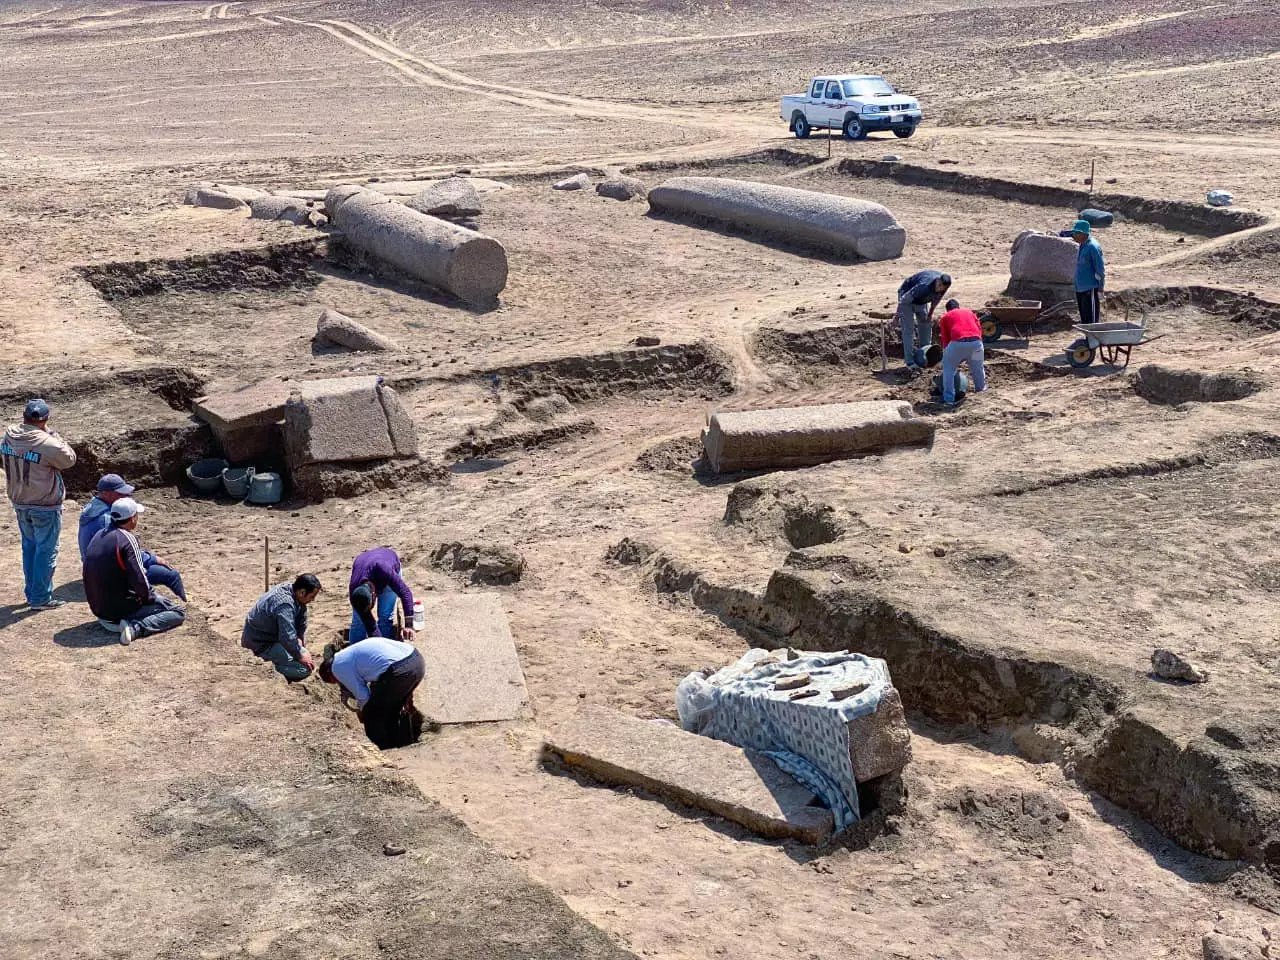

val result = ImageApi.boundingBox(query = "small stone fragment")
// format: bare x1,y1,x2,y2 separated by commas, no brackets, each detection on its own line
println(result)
774,673,810,691
933,546,947,558
1151,648,1208,683
552,173,592,191
831,682,870,701
898,542,912,554
789,688,821,701
1203,933,1263,960
383,842,406,856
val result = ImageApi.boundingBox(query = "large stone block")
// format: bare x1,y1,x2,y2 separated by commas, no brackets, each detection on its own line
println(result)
648,177,905,261
544,705,835,844
194,379,293,462
417,594,529,724
285,376,395,467
405,177,482,218
314,308,399,352
702,400,933,474
1010,230,1078,285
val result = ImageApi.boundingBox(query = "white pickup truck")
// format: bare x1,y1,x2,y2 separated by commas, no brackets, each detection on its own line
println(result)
781,75,921,141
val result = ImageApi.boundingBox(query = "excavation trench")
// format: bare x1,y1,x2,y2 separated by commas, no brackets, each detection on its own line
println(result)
611,538,1279,865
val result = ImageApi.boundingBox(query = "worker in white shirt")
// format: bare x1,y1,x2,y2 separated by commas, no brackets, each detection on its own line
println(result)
319,635,426,749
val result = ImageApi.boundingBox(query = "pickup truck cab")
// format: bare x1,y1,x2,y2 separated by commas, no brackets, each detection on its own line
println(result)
781,75,922,141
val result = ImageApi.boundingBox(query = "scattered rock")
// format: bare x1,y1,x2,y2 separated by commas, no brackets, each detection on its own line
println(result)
630,335,661,347
1203,933,1263,960
314,308,400,353
1207,189,1235,207
190,187,249,211
1077,207,1114,228
1105,177,1118,184
382,843,406,857
880,154,901,162
248,195,314,226
521,393,572,423
898,542,912,554
933,546,947,558
431,541,525,585
938,158,960,165
552,173,592,191
405,177,482,219
1151,648,1208,683
596,175,647,201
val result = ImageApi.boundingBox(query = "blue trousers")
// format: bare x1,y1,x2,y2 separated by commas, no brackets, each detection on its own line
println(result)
942,338,986,404
897,299,931,367
15,507,61,606
143,556,187,601
349,585,399,642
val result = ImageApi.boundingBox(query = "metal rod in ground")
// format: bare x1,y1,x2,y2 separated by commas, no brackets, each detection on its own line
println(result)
1089,158,1096,196
264,536,270,592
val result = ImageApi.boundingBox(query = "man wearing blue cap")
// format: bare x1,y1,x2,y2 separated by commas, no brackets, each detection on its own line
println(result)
1071,219,1106,326
78,473,187,601
2,399,76,610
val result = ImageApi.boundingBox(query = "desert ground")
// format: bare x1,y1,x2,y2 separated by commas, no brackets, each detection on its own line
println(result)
2,1,1280,958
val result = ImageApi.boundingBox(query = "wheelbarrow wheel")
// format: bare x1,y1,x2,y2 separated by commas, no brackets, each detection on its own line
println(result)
980,314,1002,344
1066,338,1096,368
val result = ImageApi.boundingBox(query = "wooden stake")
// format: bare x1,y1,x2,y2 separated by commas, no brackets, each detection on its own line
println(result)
1089,158,1096,196
264,535,270,592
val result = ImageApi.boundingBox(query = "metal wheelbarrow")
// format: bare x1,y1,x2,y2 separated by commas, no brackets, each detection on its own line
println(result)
1066,319,1161,369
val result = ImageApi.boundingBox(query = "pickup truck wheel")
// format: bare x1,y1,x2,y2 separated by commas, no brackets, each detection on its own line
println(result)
843,116,867,141
792,114,811,139
893,126,916,139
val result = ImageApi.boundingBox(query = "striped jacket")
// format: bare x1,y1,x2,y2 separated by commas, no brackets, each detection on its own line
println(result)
83,525,153,622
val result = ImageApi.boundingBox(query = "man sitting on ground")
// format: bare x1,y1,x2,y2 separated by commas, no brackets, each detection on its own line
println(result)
79,473,187,601
83,498,186,645
320,634,425,749
241,574,322,681
937,298,988,407
348,546,416,643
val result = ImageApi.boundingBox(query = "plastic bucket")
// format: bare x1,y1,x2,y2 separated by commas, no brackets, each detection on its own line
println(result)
247,472,283,505
187,458,229,494
221,465,256,498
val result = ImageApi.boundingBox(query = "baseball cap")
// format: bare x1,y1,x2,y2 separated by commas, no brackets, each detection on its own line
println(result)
1072,219,1092,235
97,473,135,495
24,399,50,421
108,498,146,522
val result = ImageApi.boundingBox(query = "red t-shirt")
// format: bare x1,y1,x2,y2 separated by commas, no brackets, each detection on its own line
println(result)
939,308,982,348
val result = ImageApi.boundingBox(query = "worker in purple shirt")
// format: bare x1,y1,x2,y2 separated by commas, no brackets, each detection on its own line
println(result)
348,546,416,643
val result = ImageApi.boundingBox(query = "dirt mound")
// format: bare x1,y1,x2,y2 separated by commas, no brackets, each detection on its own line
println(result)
634,436,703,473
724,482,850,548
431,541,526,585
755,321,884,370
940,787,1077,854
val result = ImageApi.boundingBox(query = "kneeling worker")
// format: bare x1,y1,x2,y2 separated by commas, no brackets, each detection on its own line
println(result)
241,574,322,681
320,635,425,750
938,298,987,407
79,473,187,600
83,498,186,645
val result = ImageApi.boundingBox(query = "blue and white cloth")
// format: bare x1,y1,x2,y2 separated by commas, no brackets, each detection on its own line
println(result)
677,649,898,831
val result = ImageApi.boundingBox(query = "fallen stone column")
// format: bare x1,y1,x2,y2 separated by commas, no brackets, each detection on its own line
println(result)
324,187,508,304
701,400,933,474
648,176,906,260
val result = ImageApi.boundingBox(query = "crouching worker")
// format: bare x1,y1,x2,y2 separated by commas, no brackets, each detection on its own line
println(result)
241,574,321,682
83,498,185,645
938,298,987,407
79,473,187,600
320,635,425,749
348,546,416,642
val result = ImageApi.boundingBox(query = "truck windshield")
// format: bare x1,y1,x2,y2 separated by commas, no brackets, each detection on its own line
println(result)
842,78,896,98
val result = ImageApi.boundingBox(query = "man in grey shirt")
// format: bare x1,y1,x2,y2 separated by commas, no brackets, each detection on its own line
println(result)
241,574,322,682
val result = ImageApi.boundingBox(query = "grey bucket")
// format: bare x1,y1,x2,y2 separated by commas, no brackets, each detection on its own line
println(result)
247,472,283,505
187,458,229,494
221,465,256,498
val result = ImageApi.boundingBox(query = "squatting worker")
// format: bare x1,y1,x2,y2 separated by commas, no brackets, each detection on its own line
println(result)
83,498,186,645
937,299,988,407
79,473,187,601
241,574,322,682
320,634,426,750
348,546,416,643
896,271,951,370
3,399,76,610
1071,219,1105,326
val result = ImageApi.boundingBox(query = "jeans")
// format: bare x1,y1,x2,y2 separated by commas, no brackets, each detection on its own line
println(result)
125,594,186,639
1077,288,1101,326
144,558,187,601
349,585,399,642
251,640,313,682
942,338,986,404
362,649,426,750
896,299,931,367
15,507,61,606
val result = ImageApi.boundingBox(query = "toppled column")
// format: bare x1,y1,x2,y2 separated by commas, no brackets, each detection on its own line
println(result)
702,400,933,474
648,177,906,260
324,187,508,304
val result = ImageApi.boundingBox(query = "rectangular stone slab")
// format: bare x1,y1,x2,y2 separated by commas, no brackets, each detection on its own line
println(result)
702,400,934,474
544,706,835,844
416,594,529,724
285,375,395,466
193,378,293,431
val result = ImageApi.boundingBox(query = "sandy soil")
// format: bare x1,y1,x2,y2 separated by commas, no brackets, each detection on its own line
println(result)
2,2,1280,958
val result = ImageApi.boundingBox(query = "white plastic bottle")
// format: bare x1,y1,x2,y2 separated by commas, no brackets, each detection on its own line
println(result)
412,600,425,632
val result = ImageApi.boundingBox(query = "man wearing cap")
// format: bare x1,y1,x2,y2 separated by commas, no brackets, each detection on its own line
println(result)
83,498,185,645
348,546,416,644
78,473,187,601
896,271,952,371
3,399,76,610
1071,219,1106,326
240,574,322,681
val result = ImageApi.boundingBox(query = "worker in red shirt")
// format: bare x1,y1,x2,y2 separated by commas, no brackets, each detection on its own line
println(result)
938,298,987,406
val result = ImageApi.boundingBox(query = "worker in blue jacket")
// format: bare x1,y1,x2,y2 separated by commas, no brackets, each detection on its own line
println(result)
1070,219,1106,326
